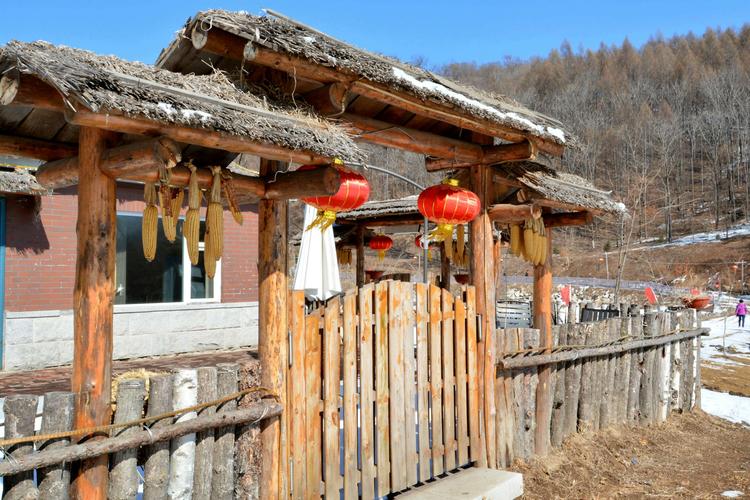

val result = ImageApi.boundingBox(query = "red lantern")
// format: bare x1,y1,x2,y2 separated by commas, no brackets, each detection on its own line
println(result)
369,234,393,261
301,162,370,230
418,178,480,241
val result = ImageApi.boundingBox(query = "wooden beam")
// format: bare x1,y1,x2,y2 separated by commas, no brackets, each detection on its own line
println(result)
487,203,541,222
304,83,349,115
543,211,593,227
36,138,182,189
0,71,66,111
0,134,77,162
468,165,496,468
70,127,116,500
189,27,565,156
264,165,340,199
337,214,424,227
426,140,536,171
533,227,553,456
356,225,365,287
65,109,335,166
258,159,289,500
342,112,482,161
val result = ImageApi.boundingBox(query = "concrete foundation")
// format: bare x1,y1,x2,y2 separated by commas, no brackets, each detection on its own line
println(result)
398,468,523,500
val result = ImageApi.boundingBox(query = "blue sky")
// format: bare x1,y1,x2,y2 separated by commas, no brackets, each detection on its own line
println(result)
1,1,748,67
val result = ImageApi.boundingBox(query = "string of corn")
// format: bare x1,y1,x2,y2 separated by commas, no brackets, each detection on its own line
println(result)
510,223,521,256
142,183,158,262
206,166,223,261
222,173,243,225
159,185,177,243
185,164,201,265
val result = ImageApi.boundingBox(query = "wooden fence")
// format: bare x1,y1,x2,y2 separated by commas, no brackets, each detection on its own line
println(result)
0,362,280,500
287,281,482,499
496,300,533,328
493,308,704,465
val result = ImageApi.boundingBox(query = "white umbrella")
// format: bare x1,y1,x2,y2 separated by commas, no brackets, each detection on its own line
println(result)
293,204,342,301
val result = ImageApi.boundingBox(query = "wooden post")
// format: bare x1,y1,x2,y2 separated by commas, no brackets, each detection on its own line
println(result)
70,127,116,500
468,165,496,468
440,242,451,289
356,225,365,287
259,159,289,500
109,379,146,500
533,227,553,455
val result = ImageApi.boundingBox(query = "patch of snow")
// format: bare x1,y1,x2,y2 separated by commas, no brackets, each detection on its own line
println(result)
701,389,750,427
646,223,750,249
722,491,744,498
180,109,212,123
700,316,750,366
390,67,565,143
302,36,316,43
157,102,176,115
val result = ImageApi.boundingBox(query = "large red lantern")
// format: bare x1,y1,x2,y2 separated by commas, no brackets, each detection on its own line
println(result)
369,234,393,261
418,178,481,241
301,161,370,230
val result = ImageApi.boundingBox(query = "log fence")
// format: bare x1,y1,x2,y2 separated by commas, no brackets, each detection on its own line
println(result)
493,307,705,465
0,363,278,499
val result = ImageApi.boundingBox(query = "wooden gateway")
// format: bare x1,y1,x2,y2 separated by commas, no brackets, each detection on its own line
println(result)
0,10,699,500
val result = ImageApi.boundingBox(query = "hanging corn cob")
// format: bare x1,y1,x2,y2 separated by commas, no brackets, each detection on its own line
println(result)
206,166,223,260
337,248,352,266
222,172,243,225
158,185,177,243
142,183,158,262
204,223,217,279
510,223,522,256
184,164,201,266
444,238,453,261
456,224,465,264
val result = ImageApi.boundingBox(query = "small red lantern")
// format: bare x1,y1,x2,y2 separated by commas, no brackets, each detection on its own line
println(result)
418,178,480,241
415,233,435,259
301,161,370,230
369,234,393,261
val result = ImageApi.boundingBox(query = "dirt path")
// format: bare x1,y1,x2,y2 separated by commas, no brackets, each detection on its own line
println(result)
513,411,750,498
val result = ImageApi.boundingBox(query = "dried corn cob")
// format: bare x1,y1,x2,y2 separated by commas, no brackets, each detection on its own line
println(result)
510,224,521,256
185,164,201,265
204,224,217,278
456,224,465,263
142,183,158,261
523,218,534,263
222,173,243,225
206,166,223,260
444,238,453,261
159,185,177,243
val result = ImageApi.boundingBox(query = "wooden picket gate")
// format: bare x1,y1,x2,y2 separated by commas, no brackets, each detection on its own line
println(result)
287,280,482,498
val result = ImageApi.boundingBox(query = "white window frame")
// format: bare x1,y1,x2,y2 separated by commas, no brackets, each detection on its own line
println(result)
117,211,221,305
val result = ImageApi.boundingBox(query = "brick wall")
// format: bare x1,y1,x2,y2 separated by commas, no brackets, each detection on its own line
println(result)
4,184,259,312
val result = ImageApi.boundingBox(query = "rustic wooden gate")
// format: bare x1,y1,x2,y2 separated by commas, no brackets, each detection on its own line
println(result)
287,280,482,498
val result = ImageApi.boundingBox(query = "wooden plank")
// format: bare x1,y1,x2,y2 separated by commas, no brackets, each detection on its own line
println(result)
563,324,583,436
289,290,307,499
375,281,391,495
211,364,238,500
402,283,418,487
415,283,431,482
441,289,457,471
627,315,644,424
577,323,597,432
389,282,408,491
465,287,481,463
550,324,568,447
304,308,324,497
598,319,619,428
343,291,359,499
193,367,218,500
71,127,116,500
109,379,146,500
454,293,469,465
657,313,672,422
429,284,445,476
168,369,199,499
359,284,377,500
614,316,632,424
523,329,539,457
323,296,342,499
143,374,173,500
38,392,75,500
639,311,657,425
3,395,39,499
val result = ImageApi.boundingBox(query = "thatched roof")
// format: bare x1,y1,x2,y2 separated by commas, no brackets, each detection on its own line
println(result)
0,40,364,163
338,195,418,221
158,10,569,147
498,162,627,214
0,167,47,195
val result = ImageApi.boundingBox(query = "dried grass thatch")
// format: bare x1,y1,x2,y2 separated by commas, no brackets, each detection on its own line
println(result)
0,40,365,163
0,167,47,195
159,10,570,147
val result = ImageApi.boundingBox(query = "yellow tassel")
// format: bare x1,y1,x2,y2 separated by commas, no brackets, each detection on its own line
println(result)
429,223,454,242
378,250,385,261
444,239,453,260
306,209,337,231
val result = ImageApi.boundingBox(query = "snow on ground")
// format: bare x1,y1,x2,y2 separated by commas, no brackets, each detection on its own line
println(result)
702,389,750,427
701,316,750,366
638,222,750,249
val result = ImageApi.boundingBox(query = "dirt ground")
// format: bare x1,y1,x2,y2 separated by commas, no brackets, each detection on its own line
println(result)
703,360,750,398
512,411,750,499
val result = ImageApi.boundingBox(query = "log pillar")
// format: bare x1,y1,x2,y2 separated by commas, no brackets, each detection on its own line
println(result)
356,225,365,287
70,127,117,500
533,227,553,455
469,165,496,468
440,242,451,289
259,159,289,499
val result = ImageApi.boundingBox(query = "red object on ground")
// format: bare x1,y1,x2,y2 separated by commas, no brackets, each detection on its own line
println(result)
690,288,700,296
561,285,571,306
682,296,712,310
454,273,470,285
645,287,658,305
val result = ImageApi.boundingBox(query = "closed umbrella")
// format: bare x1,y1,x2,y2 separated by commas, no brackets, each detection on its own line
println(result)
293,204,342,301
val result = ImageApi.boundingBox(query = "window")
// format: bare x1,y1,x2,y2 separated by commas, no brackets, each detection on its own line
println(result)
115,213,220,305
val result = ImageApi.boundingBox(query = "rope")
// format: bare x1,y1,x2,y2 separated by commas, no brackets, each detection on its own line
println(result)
0,386,278,449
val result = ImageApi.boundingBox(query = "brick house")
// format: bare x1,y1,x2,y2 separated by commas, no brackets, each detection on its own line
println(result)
1,163,260,370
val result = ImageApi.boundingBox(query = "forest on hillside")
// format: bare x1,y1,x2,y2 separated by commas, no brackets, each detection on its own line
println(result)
438,26,750,247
